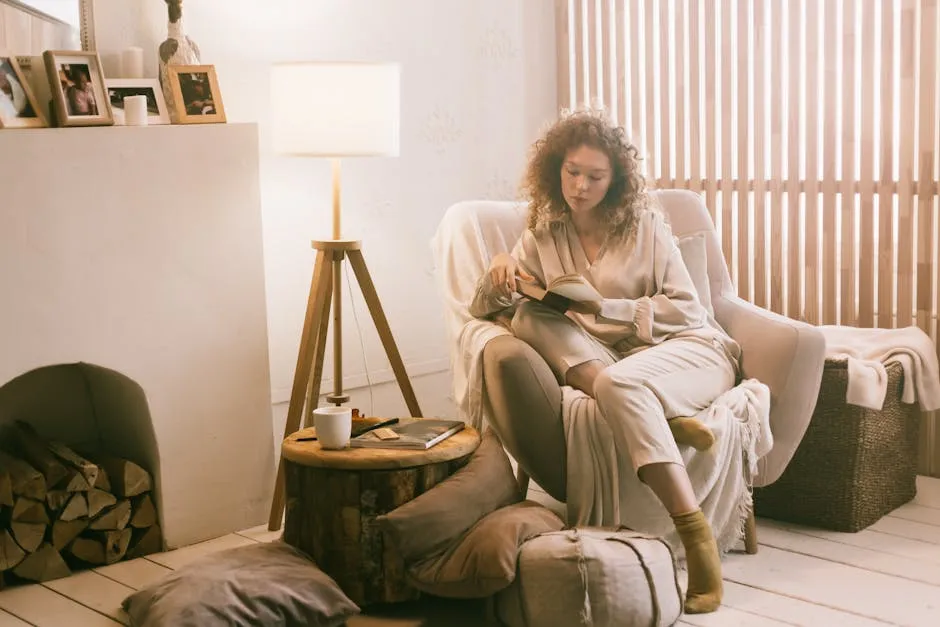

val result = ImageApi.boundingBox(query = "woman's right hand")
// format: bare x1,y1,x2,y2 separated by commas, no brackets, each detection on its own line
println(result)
488,253,533,299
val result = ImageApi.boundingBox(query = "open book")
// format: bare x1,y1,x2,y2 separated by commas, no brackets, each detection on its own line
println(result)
516,274,603,309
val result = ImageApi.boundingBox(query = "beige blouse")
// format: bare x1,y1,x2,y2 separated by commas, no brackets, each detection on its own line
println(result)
470,208,741,367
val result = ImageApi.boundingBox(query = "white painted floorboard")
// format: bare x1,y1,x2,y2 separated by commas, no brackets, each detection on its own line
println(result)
1,476,938,626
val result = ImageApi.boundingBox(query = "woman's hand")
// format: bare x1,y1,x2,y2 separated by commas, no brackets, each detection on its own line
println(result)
488,253,533,299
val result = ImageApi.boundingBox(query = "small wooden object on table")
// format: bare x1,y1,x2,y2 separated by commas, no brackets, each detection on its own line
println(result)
281,420,480,606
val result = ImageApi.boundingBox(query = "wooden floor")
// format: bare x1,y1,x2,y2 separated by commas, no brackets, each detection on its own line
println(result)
2,477,939,626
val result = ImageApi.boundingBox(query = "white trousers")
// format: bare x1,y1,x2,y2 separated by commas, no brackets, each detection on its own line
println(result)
511,301,736,471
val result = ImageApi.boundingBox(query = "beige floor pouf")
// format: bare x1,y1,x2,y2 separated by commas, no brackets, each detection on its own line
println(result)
493,528,683,627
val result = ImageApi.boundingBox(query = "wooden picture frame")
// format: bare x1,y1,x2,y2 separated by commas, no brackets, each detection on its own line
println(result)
167,64,227,125
0,52,47,128
43,49,113,127
105,78,171,126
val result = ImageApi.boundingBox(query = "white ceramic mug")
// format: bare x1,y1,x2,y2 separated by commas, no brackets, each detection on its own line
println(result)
313,406,352,449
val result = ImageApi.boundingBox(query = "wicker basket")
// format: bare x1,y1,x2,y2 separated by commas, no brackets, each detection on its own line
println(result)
753,359,920,532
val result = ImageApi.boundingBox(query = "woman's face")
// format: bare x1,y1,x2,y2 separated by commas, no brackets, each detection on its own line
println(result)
560,144,612,217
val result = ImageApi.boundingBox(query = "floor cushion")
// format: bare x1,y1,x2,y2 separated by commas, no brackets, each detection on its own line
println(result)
121,541,359,627
406,500,564,598
492,528,683,627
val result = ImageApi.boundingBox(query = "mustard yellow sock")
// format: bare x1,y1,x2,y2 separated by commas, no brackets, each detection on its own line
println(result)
672,509,723,614
668,417,716,451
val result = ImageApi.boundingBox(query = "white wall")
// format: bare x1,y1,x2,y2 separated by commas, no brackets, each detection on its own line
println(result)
93,1,557,429
0,125,275,548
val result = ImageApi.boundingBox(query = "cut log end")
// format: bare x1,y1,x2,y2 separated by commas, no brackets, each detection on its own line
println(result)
90,500,132,531
10,522,45,554
126,525,163,560
69,529,132,566
12,543,70,582
130,494,156,528
0,529,26,571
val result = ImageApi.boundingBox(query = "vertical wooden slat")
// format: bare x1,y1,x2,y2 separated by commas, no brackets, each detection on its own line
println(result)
754,0,768,309
675,0,687,189
736,0,750,299
896,0,917,329
805,0,821,324
688,0,702,193
629,0,643,141
858,0,876,328
645,0,658,177
772,0,788,315
573,0,586,107
556,0,572,112
720,0,734,272
615,0,627,128
660,0,672,185
787,0,803,319
878,0,896,329
821,0,839,324
841,0,858,327
587,0,598,105
601,0,614,118
917,0,938,331
704,0,718,221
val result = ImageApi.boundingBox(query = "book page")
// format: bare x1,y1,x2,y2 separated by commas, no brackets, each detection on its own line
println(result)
548,275,602,303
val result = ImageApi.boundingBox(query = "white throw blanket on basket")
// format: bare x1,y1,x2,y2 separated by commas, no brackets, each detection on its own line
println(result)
430,201,774,555
818,325,940,412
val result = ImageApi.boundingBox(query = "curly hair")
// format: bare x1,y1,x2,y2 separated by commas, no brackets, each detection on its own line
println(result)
521,108,650,238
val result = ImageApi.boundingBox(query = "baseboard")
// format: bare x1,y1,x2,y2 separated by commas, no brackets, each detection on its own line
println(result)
270,356,450,405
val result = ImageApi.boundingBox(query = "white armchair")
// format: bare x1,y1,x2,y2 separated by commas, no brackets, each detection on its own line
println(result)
432,189,827,549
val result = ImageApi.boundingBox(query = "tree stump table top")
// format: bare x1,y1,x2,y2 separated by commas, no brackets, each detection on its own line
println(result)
281,421,481,470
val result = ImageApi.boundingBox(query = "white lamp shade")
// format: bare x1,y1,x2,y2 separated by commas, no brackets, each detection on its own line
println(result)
270,62,401,157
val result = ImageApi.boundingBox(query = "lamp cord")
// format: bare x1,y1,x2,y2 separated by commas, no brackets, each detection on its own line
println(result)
344,263,375,416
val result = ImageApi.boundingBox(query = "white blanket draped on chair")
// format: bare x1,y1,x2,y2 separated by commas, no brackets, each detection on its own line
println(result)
430,200,774,555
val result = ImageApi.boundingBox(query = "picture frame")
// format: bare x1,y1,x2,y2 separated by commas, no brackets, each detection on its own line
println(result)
105,78,170,126
42,49,113,127
0,52,47,128
166,64,227,125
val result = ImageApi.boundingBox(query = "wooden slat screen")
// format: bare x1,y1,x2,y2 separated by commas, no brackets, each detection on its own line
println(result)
557,0,940,475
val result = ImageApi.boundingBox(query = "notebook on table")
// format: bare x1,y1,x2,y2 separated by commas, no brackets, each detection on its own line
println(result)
349,418,465,450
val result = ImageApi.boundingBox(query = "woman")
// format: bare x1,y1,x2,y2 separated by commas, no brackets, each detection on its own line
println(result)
469,110,741,614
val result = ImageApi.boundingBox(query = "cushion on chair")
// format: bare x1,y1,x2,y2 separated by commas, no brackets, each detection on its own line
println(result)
493,528,683,627
377,427,522,564
406,500,565,598
677,231,714,317
121,541,359,627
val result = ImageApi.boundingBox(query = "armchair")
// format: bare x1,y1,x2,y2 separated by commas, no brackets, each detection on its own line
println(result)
434,190,827,550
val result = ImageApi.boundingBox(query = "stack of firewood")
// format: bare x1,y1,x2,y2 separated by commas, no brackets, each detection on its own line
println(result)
0,421,162,586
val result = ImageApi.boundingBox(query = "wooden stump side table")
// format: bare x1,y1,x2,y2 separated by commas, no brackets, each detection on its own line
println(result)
280,422,480,606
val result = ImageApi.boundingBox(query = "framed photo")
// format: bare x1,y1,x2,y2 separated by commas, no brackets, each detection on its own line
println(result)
0,53,47,129
105,78,170,125
167,64,226,124
42,49,113,127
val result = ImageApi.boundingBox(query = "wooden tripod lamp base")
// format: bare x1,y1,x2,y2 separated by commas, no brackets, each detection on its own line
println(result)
268,60,410,530
267,237,423,531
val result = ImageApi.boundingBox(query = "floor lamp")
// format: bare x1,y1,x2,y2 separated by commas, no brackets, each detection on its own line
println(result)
267,61,423,531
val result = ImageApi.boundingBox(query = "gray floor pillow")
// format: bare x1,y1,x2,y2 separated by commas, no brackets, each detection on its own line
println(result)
122,541,359,627
407,500,564,598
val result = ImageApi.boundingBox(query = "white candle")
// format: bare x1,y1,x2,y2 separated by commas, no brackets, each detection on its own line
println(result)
121,47,144,79
124,95,149,126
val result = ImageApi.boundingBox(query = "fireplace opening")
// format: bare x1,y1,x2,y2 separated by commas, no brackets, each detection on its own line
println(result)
0,362,164,586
